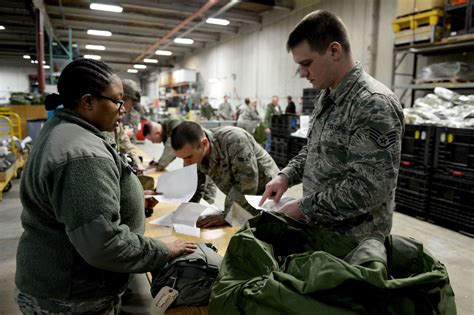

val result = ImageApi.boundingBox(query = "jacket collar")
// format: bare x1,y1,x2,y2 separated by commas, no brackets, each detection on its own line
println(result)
54,108,106,140
330,61,364,107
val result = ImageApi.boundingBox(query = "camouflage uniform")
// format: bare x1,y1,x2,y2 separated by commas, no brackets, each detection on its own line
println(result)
218,101,233,120
15,289,121,314
280,63,404,241
264,103,282,129
103,125,142,168
237,105,261,134
122,109,141,142
200,102,215,120
191,126,279,215
156,115,185,169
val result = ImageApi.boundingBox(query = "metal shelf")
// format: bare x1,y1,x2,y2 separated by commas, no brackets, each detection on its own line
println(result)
394,82,474,90
394,39,474,55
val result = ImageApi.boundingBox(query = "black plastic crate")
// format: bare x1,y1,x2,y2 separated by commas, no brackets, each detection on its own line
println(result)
434,127,474,177
288,136,307,160
400,124,436,169
303,88,320,98
271,114,299,138
270,152,288,168
444,3,471,37
395,167,431,217
429,173,474,236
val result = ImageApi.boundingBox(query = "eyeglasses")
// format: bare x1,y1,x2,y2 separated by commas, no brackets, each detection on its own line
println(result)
94,94,124,112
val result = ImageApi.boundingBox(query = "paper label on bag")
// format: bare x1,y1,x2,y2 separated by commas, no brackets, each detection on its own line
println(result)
150,286,179,314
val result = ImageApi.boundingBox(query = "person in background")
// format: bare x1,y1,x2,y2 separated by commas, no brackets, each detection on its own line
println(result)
200,96,215,120
143,115,184,172
15,58,196,314
103,79,144,172
264,95,282,152
285,95,296,114
171,122,279,228
218,95,234,120
260,10,404,241
237,98,261,134
235,97,250,121
121,79,142,142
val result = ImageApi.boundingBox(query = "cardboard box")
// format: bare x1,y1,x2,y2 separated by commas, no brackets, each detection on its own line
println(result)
396,0,444,17
416,0,445,12
397,0,416,17
159,71,172,86
172,69,196,84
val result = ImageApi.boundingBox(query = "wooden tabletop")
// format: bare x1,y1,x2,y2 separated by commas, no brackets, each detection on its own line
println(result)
142,168,236,315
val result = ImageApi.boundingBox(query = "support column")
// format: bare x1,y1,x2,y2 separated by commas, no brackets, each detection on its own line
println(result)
36,9,45,93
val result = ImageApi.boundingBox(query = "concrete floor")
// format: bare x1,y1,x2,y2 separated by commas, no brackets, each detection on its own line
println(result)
1,142,472,314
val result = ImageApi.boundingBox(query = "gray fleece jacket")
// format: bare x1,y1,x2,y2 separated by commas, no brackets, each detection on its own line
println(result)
16,108,169,304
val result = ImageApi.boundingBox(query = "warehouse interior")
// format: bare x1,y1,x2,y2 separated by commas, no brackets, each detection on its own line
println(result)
0,0,473,314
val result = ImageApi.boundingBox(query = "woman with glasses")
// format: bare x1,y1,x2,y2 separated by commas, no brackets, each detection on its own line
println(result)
15,58,196,314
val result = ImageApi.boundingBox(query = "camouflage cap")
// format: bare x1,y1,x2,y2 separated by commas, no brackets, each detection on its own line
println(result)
122,79,143,113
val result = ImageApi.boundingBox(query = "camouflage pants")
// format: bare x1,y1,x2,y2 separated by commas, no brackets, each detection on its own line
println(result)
15,289,121,314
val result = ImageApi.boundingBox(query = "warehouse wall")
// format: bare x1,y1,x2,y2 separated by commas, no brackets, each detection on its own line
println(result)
178,0,394,112
0,66,37,104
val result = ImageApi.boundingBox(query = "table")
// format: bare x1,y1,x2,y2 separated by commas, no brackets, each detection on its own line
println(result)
143,170,237,315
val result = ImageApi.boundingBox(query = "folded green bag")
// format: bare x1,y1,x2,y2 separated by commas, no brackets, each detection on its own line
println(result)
209,212,456,315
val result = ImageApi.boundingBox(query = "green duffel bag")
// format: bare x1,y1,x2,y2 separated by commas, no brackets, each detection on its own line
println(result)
209,212,456,315
151,243,223,307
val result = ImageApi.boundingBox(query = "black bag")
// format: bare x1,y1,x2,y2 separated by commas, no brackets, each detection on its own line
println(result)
151,243,222,307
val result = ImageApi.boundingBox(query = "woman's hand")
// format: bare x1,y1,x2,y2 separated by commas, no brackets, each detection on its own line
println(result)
167,240,197,260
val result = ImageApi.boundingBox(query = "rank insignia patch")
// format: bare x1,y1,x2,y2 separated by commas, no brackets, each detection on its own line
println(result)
369,127,397,149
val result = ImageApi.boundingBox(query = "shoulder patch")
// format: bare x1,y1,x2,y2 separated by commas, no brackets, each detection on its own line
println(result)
369,127,397,149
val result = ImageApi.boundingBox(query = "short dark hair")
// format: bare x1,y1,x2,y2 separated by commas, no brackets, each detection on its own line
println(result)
143,121,152,137
244,98,250,105
287,96,292,101
44,58,114,110
171,121,205,150
286,10,351,54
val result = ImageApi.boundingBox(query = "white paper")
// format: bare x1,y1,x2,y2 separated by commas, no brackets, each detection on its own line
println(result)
154,164,197,204
149,202,222,237
173,224,201,237
149,212,174,227
173,202,209,226
245,195,296,212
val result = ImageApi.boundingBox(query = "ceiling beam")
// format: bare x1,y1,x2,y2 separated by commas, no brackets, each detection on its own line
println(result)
50,19,220,42
121,1,261,25
45,5,238,35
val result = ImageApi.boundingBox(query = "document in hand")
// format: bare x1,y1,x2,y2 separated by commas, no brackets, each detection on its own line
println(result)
154,164,197,204
148,202,222,237
245,195,296,212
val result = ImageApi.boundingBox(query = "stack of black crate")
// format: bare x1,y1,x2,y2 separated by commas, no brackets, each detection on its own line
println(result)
431,127,474,236
302,88,319,115
395,124,436,219
270,114,299,168
288,136,307,161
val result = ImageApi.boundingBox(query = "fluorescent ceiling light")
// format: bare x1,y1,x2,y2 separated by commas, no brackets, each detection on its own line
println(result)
90,3,123,13
87,29,112,37
155,50,172,56
84,54,101,60
30,60,35,64
23,55,31,59
133,64,146,69
85,44,106,51
174,38,194,45
206,18,230,26
144,58,158,63
43,65,50,69
0,25,5,30
127,69,138,73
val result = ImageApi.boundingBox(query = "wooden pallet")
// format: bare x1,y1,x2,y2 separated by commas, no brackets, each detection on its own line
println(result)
393,8,444,32
441,32,474,43
394,25,442,46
